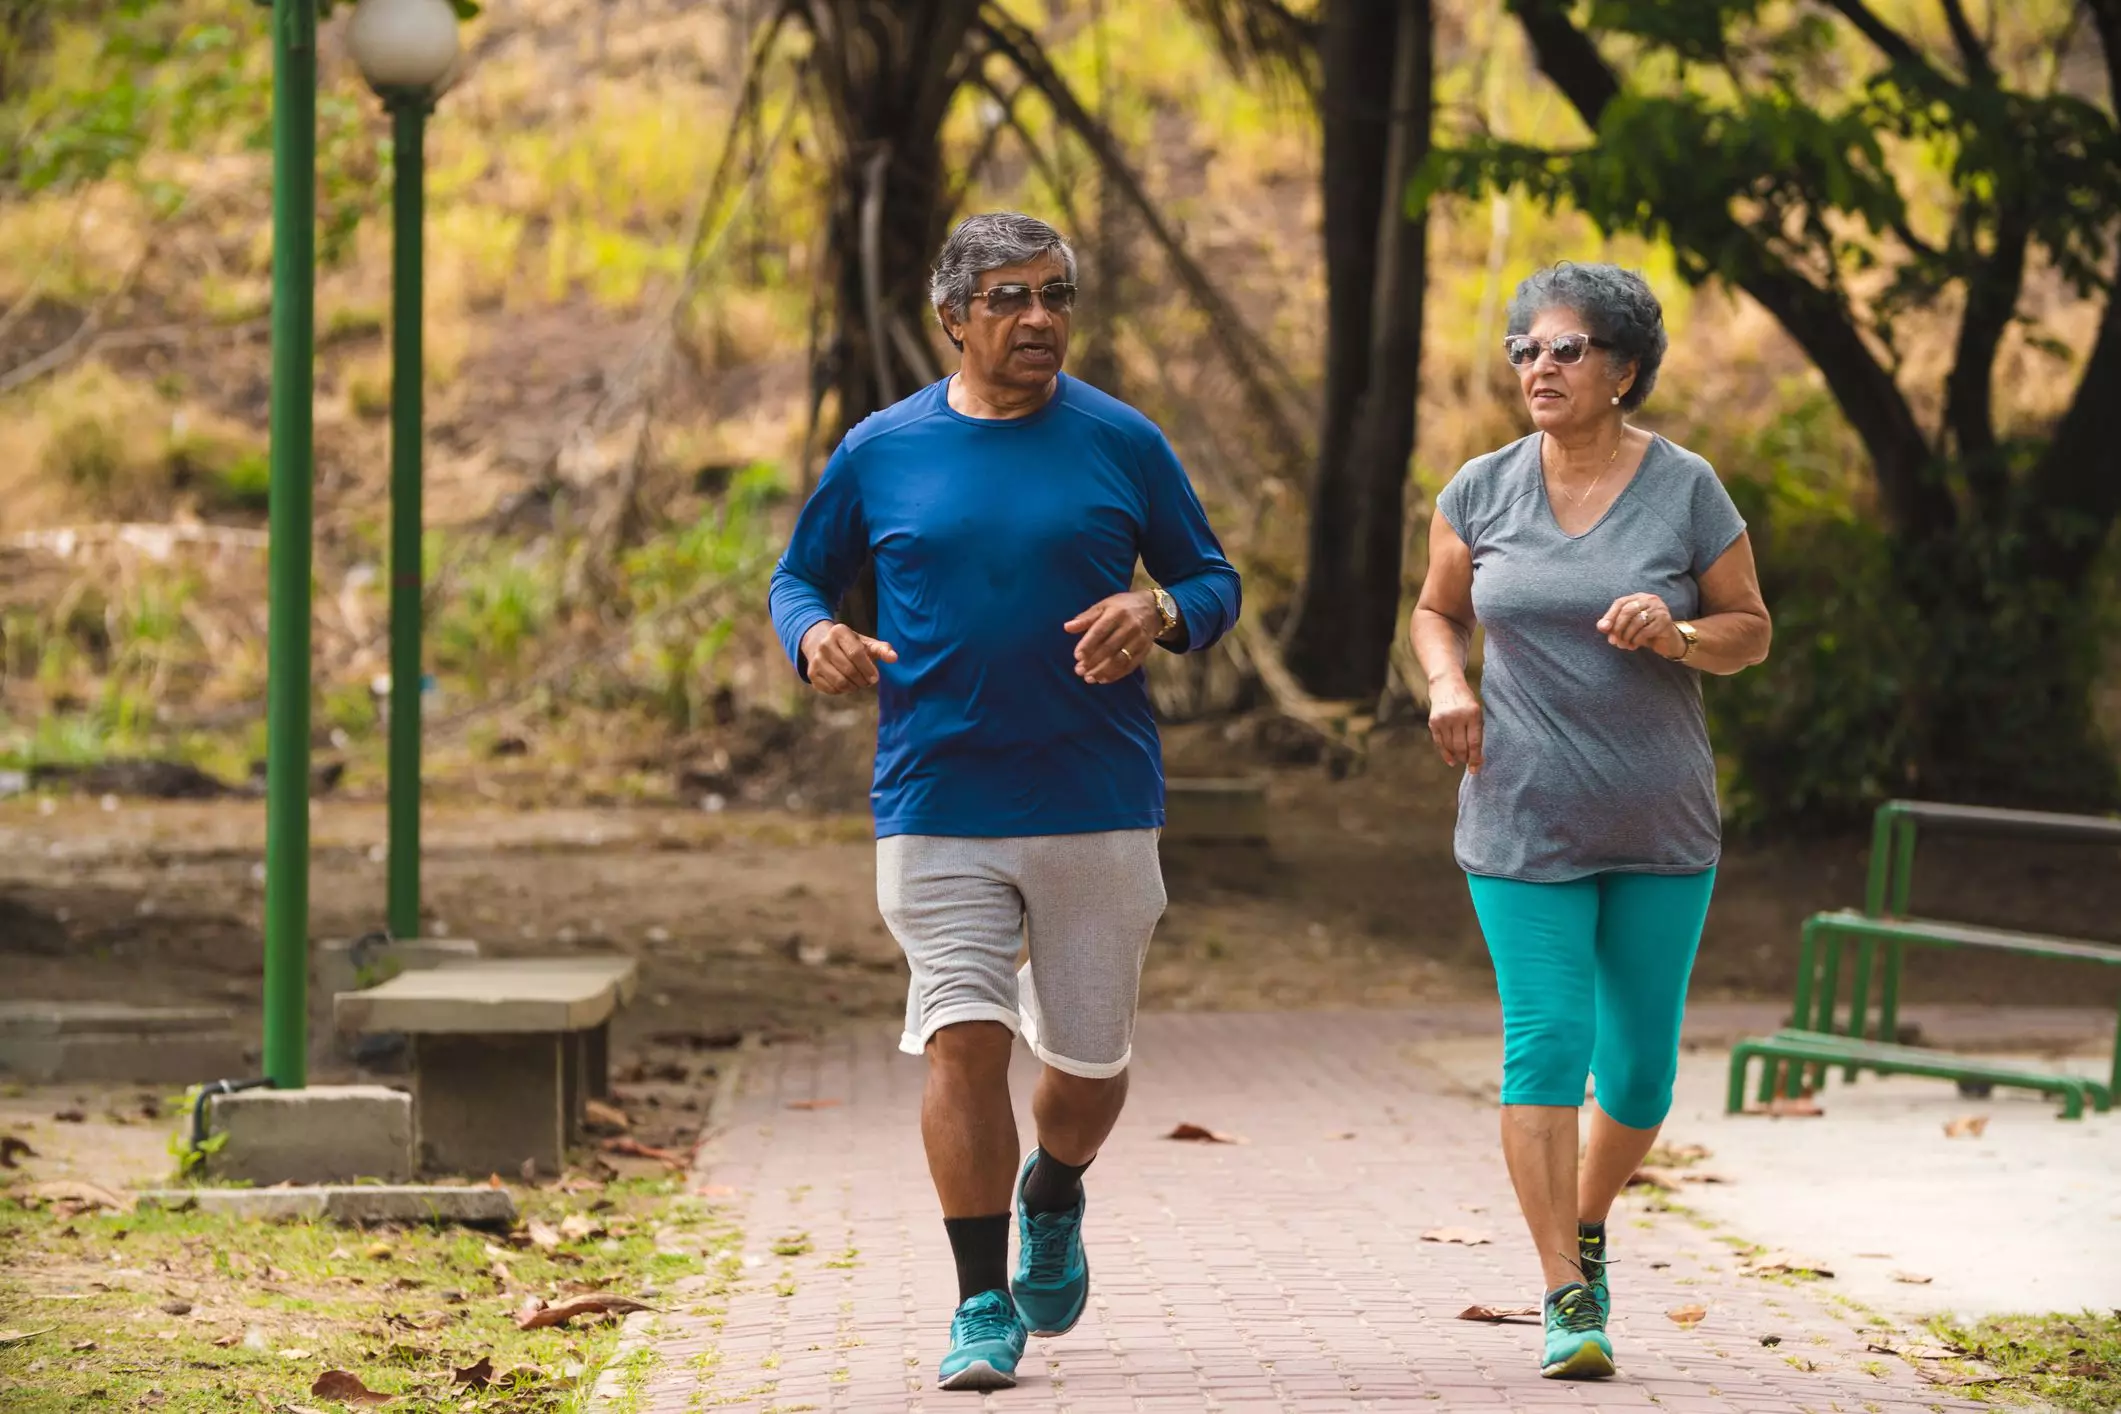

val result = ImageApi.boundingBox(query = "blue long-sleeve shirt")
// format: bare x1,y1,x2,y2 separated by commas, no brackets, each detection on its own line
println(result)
769,374,1242,839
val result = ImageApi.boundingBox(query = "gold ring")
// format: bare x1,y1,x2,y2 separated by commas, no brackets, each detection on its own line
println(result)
1637,608,1652,622
1119,646,1133,662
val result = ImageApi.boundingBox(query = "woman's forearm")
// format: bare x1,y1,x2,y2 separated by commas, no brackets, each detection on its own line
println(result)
1671,609,1770,676
1412,606,1474,691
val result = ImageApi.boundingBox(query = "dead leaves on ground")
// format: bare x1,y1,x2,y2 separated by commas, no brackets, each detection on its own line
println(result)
597,1137,685,1170
1419,1227,1492,1246
1164,1122,1244,1144
0,1135,35,1168
309,1370,393,1405
1454,1304,1538,1324
513,1292,656,1330
12,1179,131,1218
1943,1114,1990,1139
582,1099,631,1135
451,1356,495,1390
1745,1251,1835,1279
1628,1166,1731,1191
1667,1304,1708,1327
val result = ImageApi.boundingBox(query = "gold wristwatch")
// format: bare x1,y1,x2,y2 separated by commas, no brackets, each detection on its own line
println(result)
1672,620,1700,662
1152,586,1181,641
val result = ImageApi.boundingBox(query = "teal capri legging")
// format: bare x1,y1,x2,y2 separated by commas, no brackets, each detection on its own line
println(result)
1465,869,1717,1130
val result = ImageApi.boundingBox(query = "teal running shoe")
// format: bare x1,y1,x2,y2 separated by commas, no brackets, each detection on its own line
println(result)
1541,1281,1614,1379
1578,1224,1610,1311
937,1289,1026,1391
1011,1149,1090,1337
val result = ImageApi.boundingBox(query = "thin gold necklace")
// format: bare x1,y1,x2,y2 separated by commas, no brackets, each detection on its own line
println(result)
1549,431,1622,507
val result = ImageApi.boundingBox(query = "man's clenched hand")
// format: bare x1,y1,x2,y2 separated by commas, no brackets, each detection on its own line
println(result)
800,621,898,694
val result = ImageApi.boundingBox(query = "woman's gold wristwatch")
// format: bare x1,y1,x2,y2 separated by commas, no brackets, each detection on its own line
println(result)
1672,620,1700,662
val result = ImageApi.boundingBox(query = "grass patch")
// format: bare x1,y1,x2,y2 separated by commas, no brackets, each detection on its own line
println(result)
1923,1311,2121,1413
0,1177,738,1413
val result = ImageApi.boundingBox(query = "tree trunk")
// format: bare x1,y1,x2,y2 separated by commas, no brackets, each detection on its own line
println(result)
1280,0,1431,702
807,0,981,632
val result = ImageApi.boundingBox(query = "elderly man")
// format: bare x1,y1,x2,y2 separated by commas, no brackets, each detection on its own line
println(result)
768,211,1241,1390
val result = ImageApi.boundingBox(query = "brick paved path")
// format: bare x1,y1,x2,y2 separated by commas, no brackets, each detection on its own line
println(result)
634,1011,1984,1413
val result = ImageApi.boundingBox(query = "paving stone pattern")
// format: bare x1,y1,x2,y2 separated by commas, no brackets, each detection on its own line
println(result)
640,1011,1986,1413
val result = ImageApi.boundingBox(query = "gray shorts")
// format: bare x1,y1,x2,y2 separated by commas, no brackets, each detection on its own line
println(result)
877,830,1166,1078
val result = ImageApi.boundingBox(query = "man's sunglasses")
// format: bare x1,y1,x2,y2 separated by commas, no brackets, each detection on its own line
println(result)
1503,332,1613,367
968,282,1078,316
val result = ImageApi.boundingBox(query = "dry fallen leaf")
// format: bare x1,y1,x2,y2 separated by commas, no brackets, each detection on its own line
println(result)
557,1213,603,1244
452,1356,495,1390
310,1369,394,1405
1165,1122,1243,1144
1667,1304,1708,1327
52,1109,85,1124
1943,1115,1990,1139
1419,1227,1492,1246
1455,1304,1539,1324
1891,1271,1935,1285
582,1100,631,1134
784,1099,842,1111
23,1180,129,1213
158,1300,192,1317
1761,1096,1824,1117
514,1293,656,1330
1897,1342,1971,1360
1747,1252,1835,1278
0,1135,34,1169
598,1138,685,1170
524,1219,561,1251
0,1329,51,1345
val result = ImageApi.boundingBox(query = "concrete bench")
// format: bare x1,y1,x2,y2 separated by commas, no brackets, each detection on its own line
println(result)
334,956,638,1177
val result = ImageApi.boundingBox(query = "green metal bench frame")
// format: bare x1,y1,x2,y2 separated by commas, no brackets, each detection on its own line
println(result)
1730,1029,2099,1119
1734,799,2121,1118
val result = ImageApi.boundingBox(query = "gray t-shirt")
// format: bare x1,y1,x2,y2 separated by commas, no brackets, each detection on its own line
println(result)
1435,433,1747,882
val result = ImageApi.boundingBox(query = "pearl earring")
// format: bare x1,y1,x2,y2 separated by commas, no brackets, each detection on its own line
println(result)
1611,395,1620,406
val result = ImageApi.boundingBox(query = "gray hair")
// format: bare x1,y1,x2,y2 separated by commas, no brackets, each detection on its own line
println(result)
931,212,1077,335
1506,262,1668,411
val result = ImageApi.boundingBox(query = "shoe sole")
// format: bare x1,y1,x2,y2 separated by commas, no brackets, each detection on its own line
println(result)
1541,1345,1616,1380
938,1359,1018,1391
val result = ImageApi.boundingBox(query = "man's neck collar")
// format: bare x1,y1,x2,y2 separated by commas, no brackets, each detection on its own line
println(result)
946,370,1060,420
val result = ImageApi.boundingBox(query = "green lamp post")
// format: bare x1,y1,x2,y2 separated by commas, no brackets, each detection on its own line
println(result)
347,0,461,943
262,0,319,1089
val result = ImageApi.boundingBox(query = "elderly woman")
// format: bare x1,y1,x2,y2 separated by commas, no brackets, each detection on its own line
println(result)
1412,263,1772,1379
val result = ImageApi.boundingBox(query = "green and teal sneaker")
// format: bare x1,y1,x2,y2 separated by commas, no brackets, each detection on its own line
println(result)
937,1289,1027,1391
1540,1281,1614,1379
1578,1223,1610,1312
1011,1149,1090,1337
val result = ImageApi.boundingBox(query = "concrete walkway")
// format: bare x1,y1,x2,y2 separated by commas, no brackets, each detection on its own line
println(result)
628,1011,2038,1413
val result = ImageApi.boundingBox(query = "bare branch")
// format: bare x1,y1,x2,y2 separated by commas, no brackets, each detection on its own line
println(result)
1820,0,1926,68
977,6,1315,464
1939,0,1995,80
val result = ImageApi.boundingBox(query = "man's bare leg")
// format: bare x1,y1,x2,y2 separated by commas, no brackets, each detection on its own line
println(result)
924,1021,1019,1217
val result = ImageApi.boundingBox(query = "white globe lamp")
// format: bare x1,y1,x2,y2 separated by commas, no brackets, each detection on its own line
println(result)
347,0,460,98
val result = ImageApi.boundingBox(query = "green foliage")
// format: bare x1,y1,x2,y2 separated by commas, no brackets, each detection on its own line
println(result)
1707,443,1922,831
620,462,786,728
1923,1311,2121,1414
430,541,556,693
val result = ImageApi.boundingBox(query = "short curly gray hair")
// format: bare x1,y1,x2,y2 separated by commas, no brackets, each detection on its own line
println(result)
1506,262,1668,411
930,212,1076,334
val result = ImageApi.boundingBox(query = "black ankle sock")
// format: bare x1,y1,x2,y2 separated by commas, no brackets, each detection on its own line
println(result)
1578,1220,1607,1281
1021,1150,1092,1215
944,1214,1010,1303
